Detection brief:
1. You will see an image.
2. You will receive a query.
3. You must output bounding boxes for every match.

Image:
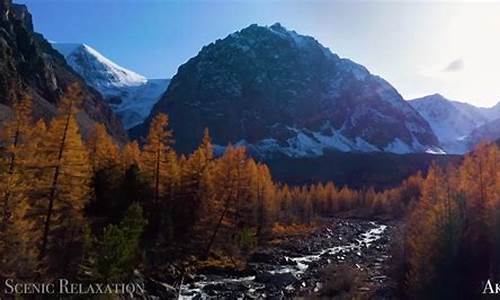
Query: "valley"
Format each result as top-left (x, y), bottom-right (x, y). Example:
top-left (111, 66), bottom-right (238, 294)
top-left (2, 1), bottom-right (500, 299)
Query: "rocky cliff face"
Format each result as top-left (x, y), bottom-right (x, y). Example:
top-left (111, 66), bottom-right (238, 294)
top-left (0, 1), bottom-right (126, 140)
top-left (133, 23), bottom-right (440, 157)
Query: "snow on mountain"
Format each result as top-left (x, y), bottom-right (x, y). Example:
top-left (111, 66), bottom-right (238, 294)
top-left (134, 23), bottom-right (441, 158)
top-left (409, 94), bottom-right (483, 153)
top-left (53, 43), bottom-right (146, 90)
top-left (109, 79), bottom-right (170, 129)
top-left (410, 94), bottom-right (500, 153)
top-left (52, 43), bottom-right (169, 129)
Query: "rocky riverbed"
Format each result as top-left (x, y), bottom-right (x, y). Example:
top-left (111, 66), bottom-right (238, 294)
top-left (178, 219), bottom-right (395, 299)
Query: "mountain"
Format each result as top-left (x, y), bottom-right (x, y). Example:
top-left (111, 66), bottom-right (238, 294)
top-left (452, 101), bottom-right (491, 124)
top-left (52, 43), bottom-right (170, 129)
top-left (132, 23), bottom-right (440, 158)
top-left (0, 1), bottom-right (125, 140)
top-left (409, 94), bottom-right (500, 153)
top-left (465, 118), bottom-right (500, 148)
top-left (480, 102), bottom-right (500, 121)
top-left (409, 94), bottom-right (487, 153)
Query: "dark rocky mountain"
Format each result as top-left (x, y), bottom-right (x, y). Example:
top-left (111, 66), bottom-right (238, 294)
top-left (132, 23), bottom-right (440, 158)
top-left (0, 0), bottom-right (126, 140)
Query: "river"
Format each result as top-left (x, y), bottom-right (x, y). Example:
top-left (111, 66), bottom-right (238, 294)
top-left (178, 220), bottom-right (391, 299)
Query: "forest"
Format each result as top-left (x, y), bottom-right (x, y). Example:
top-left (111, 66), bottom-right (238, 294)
top-left (1, 85), bottom-right (499, 298)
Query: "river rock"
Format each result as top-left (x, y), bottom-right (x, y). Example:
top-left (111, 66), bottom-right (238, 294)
top-left (203, 282), bottom-right (247, 296)
top-left (198, 265), bottom-right (254, 277)
top-left (143, 278), bottom-right (178, 299)
top-left (249, 250), bottom-right (290, 265)
top-left (255, 272), bottom-right (299, 287)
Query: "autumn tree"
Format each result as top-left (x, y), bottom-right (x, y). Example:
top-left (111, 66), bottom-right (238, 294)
top-left (203, 146), bottom-right (251, 258)
top-left (175, 128), bottom-right (215, 241)
top-left (141, 113), bottom-right (177, 242)
top-left (29, 84), bottom-right (91, 275)
top-left (87, 123), bottom-right (120, 172)
top-left (120, 141), bottom-right (141, 173)
top-left (141, 113), bottom-right (173, 203)
top-left (248, 161), bottom-right (276, 242)
top-left (0, 96), bottom-right (38, 278)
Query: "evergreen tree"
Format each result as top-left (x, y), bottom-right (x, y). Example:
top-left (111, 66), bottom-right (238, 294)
top-left (84, 203), bottom-right (147, 282)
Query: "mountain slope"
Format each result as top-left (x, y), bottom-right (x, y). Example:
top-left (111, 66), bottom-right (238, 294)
top-left (465, 118), bottom-right (500, 149)
top-left (0, 1), bottom-right (125, 140)
top-left (409, 94), bottom-right (486, 153)
top-left (133, 23), bottom-right (440, 157)
top-left (52, 43), bottom-right (170, 129)
top-left (452, 100), bottom-right (500, 129)
top-left (480, 102), bottom-right (500, 121)
top-left (410, 94), bottom-right (500, 153)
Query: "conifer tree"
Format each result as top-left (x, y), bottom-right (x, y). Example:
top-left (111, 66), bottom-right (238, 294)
top-left (88, 123), bottom-right (119, 171)
top-left (0, 96), bottom-right (33, 228)
top-left (141, 113), bottom-right (173, 204)
top-left (177, 128), bottom-right (214, 240)
top-left (84, 203), bottom-right (147, 282)
top-left (121, 141), bottom-right (141, 172)
top-left (203, 146), bottom-right (250, 258)
top-left (0, 96), bottom-right (38, 277)
top-left (140, 113), bottom-right (176, 241)
top-left (30, 84), bottom-right (91, 274)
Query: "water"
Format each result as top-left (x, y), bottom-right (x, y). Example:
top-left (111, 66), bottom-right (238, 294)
top-left (179, 222), bottom-right (387, 299)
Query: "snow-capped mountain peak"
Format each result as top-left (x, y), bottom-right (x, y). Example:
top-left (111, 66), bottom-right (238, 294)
top-left (52, 43), bottom-right (169, 129)
top-left (53, 43), bottom-right (147, 91)
top-left (409, 94), bottom-right (500, 153)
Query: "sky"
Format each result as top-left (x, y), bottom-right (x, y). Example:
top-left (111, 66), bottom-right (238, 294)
top-left (18, 0), bottom-right (500, 107)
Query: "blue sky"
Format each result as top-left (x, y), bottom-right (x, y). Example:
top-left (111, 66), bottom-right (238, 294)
top-left (19, 0), bottom-right (500, 107)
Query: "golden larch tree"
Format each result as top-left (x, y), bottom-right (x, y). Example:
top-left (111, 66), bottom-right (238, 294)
top-left (29, 84), bottom-right (91, 274)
